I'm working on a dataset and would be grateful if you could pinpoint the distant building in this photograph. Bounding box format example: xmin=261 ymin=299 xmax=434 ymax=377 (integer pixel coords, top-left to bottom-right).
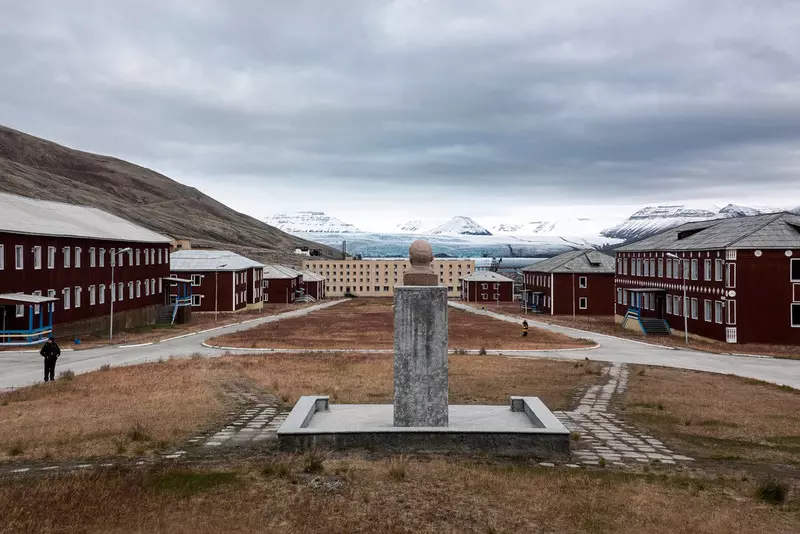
xmin=300 ymin=270 xmax=326 ymax=300
xmin=170 ymin=250 xmax=265 ymax=312
xmin=302 ymin=259 xmax=475 ymax=298
xmin=263 ymin=265 xmax=304 ymax=303
xmin=0 ymin=192 xmax=172 ymax=344
xmin=461 ymin=271 xmax=514 ymax=302
xmin=522 ymin=250 xmax=615 ymax=315
xmin=615 ymin=212 xmax=800 ymax=344
xmin=293 ymin=247 xmax=311 ymax=256
xmin=171 ymin=239 xmax=191 ymax=251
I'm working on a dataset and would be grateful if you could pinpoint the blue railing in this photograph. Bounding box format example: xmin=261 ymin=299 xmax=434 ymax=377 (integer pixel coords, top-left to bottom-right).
xmin=0 ymin=326 xmax=54 ymax=346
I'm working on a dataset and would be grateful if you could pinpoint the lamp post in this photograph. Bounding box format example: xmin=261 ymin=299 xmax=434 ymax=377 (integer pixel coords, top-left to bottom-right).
xmin=109 ymin=247 xmax=132 ymax=341
xmin=215 ymin=263 xmax=227 ymax=322
xmin=666 ymin=253 xmax=688 ymax=344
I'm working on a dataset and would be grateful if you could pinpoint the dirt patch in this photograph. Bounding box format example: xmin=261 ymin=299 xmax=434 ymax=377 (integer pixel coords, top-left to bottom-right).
xmin=623 ymin=365 xmax=800 ymax=467
xmin=1 ymin=459 xmax=797 ymax=533
xmin=209 ymin=298 xmax=591 ymax=351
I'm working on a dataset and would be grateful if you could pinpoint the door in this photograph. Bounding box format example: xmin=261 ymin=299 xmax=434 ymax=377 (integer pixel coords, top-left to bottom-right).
xmin=655 ymin=295 xmax=664 ymax=319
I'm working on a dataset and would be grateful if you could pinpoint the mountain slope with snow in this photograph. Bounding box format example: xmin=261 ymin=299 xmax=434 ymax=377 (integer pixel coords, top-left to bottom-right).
xmin=600 ymin=205 xmax=719 ymax=240
xmin=397 ymin=220 xmax=425 ymax=233
xmin=265 ymin=212 xmax=362 ymax=234
xmin=428 ymin=216 xmax=492 ymax=236
xmin=492 ymin=218 xmax=607 ymax=237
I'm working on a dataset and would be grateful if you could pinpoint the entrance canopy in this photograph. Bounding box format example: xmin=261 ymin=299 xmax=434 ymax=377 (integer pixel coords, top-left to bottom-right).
xmin=161 ymin=277 xmax=193 ymax=284
xmin=0 ymin=293 xmax=59 ymax=305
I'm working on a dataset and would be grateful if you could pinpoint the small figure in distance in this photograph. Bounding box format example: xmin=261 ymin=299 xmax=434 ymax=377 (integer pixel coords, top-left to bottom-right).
xmin=40 ymin=336 xmax=61 ymax=382
xmin=521 ymin=320 xmax=529 ymax=338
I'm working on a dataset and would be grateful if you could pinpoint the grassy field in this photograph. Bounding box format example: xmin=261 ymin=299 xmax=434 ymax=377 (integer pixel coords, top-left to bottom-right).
xmin=468 ymin=303 xmax=800 ymax=360
xmin=209 ymin=298 xmax=593 ymax=351
xmin=1 ymin=458 xmax=797 ymax=533
xmin=0 ymin=354 xmax=599 ymax=462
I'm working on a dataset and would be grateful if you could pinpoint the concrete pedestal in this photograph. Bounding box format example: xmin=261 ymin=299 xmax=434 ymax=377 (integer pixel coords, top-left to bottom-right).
xmin=393 ymin=286 xmax=449 ymax=427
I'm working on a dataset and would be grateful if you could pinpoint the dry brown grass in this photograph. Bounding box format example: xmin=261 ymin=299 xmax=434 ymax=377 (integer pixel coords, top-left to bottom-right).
xmin=1 ymin=458 xmax=797 ymax=533
xmin=624 ymin=365 xmax=800 ymax=465
xmin=209 ymin=298 xmax=591 ymax=351
xmin=0 ymin=354 xmax=596 ymax=462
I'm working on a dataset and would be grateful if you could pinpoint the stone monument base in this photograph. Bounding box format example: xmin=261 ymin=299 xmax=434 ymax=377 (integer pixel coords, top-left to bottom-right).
xmin=277 ymin=396 xmax=570 ymax=459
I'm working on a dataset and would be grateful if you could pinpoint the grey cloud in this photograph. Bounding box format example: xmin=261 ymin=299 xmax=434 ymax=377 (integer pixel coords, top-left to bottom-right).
xmin=1 ymin=0 xmax=799 ymax=211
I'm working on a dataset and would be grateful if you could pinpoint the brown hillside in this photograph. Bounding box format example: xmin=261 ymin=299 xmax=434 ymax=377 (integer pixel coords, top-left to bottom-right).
xmin=0 ymin=125 xmax=337 ymax=264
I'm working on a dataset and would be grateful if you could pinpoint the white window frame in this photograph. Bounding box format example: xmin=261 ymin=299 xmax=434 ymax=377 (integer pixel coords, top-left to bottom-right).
xmin=136 ymin=280 xmax=141 ymax=298
xmin=144 ymin=249 xmax=149 ymax=265
xmin=99 ymin=248 xmax=105 ymax=268
xmin=128 ymin=281 xmax=134 ymax=299
xmin=15 ymin=245 xmax=24 ymax=270
xmin=690 ymin=259 xmax=698 ymax=280
xmin=623 ymin=258 xmax=628 ymax=275
xmin=579 ymin=296 xmax=588 ymax=309
xmin=578 ymin=276 xmax=587 ymax=288
xmin=0 ymin=244 xmax=4 ymax=270
xmin=89 ymin=247 xmax=96 ymax=267
xmin=15 ymin=292 xmax=24 ymax=317
xmin=63 ymin=287 xmax=71 ymax=310
xmin=666 ymin=258 xmax=672 ymax=278
xmin=704 ymin=259 xmax=712 ymax=281
xmin=791 ymin=259 xmax=800 ymax=282
xmin=673 ymin=295 xmax=681 ymax=316
xmin=136 ymin=249 xmax=141 ymax=266
xmin=191 ymin=295 xmax=202 ymax=307
xmin=75 ymin=247 xmax=81 ymax=268
xmin=89 ymin=285 xmax=96 ymax=306
xmin=792 ymin=303 xmax=800 ymax=327
xmin=727 ymin=300 xmax=737 ymax=325
xmin=99 ymin=284 xmax=106 ymax=304
xmin=145 ymin=281 xmax=150 ymax=296
xmin=666 ymin=295 xmax=673 ymax=314
xmin=191 ymin=274 xmax=202 ymax=286
xmin=617 ymin=288 xmax=622 ymax=304
xmin=657 ymin=258 xmax=663 ymax=277
xmin=704 ymin=299 xmax=712 ymax=322
xmin=151 ymin=279 xmax=156 ymax=295
xmin=715 ymin=258 xmax=723 ymax=281
xmin=690 ymin=298 xmax=698 ymax=320
xmin=128 ymin=249 xmax=133 ymax=266
xmin=158 ymin=249 xmax=163 ymax=264
xmin=63 ymin=246 xmax=71 ymax=268
xmin=715 ymin=301 xmax=723 ymax=324
xmin=33 ymin=246 xmax=42 ymax=270
xmin=33 ymin=290 xmax=41 ymax=315
xmin=74 ymin=286 xmax=81 ymax=308
xmin=726 ymin=263 xmax=737 ymax=288
xmin=118 ymin=282 xmax=124 ymax=302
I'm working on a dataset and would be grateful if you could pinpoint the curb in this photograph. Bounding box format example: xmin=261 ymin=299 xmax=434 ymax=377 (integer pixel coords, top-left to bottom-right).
xmin=200 ymin=342 xmax=600 ymax=355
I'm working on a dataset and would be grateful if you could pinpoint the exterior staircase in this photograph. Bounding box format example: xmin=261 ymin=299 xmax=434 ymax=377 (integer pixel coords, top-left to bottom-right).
xmin=155 ymin=305 xmax=175 ymax=325
xmin=639 ymin=317 xmax=671 ymax=336
xmin=295 ymin=295 xmax=316 ymax=303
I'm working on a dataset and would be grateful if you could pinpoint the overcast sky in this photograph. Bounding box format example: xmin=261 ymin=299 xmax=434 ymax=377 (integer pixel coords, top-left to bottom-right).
xmin=1 ymin=1 xmax=799 ymax=231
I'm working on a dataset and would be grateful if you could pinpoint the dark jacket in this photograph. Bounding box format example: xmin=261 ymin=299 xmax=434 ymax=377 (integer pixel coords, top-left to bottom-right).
xmin=40 ymin=342 xmax=61 ymax=359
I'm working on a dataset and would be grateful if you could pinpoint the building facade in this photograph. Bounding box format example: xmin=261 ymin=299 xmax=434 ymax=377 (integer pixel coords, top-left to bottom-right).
xmin=615 ymin=213 xmax=800 ymax=344
xmin=0 ymin=193 xmax=172 ymax=342
xmin=170 ymin=250 xmax=265 ymax=312
xmin=302 ymin=259 xmax=475 ymax=298
xmin=522 ymin=250 xmax=615 ymax=316
xmin=263 ymin=265 xmax=304 ymax=304
xmin=461 ymin=271 xmax=514 ymax=302
xmin=300 ymin=270 xmax=326 ymax=300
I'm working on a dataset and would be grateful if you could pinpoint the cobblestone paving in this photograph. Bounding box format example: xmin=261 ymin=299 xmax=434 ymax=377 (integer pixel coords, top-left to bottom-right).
xmin=553 ymin=362 xmax=693 ymax=467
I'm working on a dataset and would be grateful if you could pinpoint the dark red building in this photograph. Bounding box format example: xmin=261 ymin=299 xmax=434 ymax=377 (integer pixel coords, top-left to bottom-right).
xmin=169 ymin=250 xmax=265 ymax=312
xmin=263 ymin=265 xmax=303 ymax=303
xmin=615 ymin=212 xmax=800 ymax=344
xmin=522 ymin=250 xmax=615 ymax=316
xmin=460 ymin=271 xmax=514 ymax=302
xmin=0 ymin=192 xmax=172 ymax=344
xmin=300 ymin=270 xmax=326 ymax=300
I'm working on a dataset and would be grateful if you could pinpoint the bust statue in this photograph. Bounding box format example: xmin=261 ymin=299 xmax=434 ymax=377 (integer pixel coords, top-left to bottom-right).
xmin=403 ymin=240 xmax=438 ymax=286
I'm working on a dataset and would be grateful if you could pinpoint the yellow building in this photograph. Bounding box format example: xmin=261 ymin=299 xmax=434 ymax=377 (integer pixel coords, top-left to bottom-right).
xmin=302 ymin=259 xmax=476 ymax=298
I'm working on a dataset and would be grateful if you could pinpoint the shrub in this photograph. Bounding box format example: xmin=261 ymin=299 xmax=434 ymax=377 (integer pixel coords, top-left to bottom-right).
xmin=755 ymin=478 xmax=788 ymax=505
xmin=263 ymin=458 xmax=292 ymax=478
xmin=598 ymin=457 xmax=606 ymax=468
xmin=8 ymin=442 xmax=24 ymax=456
xmin=148 ymin=470 xmax=237 ymax=497
xmin=58 ymin=369 xmax=75 ymax=381
xmin=388 ymin=456 xmax=407 ymax=481
xmin=127 ymin=422 xmax=150 ymax=443
xmin=570 ymin=432 xmax=581 ymax=441
xmin=637 ymin=369 xmax=646 ymax=376
xmin=303 ymin=450 xmax=325 ymax=474
xmin=99 ymin=364 xmax=111 ymax=372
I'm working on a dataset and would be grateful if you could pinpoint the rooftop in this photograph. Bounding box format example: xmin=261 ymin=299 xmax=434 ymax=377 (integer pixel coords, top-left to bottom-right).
xmin=462 ymin=271 xmax=513 ymax=282
xmin=300 ymin=270 xmax=326 ymax=282
xmin=263 ymin=264 xmax=303 ymax=279
xmin=617 ymin=212 xmax=800 ymax=252
xmin=170 ymin=250 xmax=265 ymax=272
xmin=0 ymin=192 xmax=171 ymax=243
xmin=522 ymin=250 xmax=615 ymax=274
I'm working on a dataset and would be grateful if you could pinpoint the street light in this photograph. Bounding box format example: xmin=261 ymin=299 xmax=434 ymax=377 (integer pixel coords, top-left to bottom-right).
xmin=215 ymin=263 xmax=227 ymax=322
xmin=666 ymin=253 xmax=688 ymax=344
xmin=109 ymin=247 xmax=132 ymax=341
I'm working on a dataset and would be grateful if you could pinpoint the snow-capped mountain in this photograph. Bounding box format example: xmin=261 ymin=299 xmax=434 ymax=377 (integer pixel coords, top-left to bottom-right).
xmin=397 ymin=220 xmax=425 ymax=233
xmin=265 ymin=212 xmax=362 ymax=234
xmin=600 ymin=205 xmax=718 ymax=240
xmin=718 ymin=204 xmax=778 ymax=217
xmin=427 ymin=216 xmax=492 ymax=236
xmin=492 ymin=218 xmax=606 ymax=237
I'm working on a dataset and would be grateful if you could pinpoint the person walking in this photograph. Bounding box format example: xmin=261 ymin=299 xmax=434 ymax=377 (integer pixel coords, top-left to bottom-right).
xmin=40 ymin=337 xmax=61 ymax=382
xmin=521 ymin=320 xmax=529 ymax=338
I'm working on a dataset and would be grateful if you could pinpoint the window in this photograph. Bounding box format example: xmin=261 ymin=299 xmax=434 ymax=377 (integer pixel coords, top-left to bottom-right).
xmin=623 ymin=290 xmax=628 ymax=305
xmin=99 ymin=248 xmax=106 ymax=267
xmin=75 ymin=286 xmax=81 ymax=308
xmin=191 ymin=274 xmax=202 ymax=286
xmin=715 ymin=301 xmax=723 ymax=324
xmin=666 ymin=258 xmax=672 ymax=278
xmin=63 ymin=287 xmax=71 ymax=310
xmin=481 ymin=283 xmax=488 ymax=290
xmin=144 ymin=249 xmax=149 ymax=265
xmin=684 ymin=297 xmax=690 ymax=317
xmin=191 ymin=295 xmax=202 ymax=306
xmin=617 ymin=259 xmax=622 ymax=275
xmin=15 ymin=245 xmax=24 ymax=269
xmin=691 ymin=298 xmax=698 ymax=320
xmin=158 ymin=278 xmax=163 ymax=294
xmin=136 ymin=249 xmax=141 ymax=266
xmin=691 ymin=259 xmax=698 ymax=280
xmin=579 ymin=276 xmax=587 ymax=288
xmin=90 ymin=248 xmax=96 ymax=267
xmin=0 ymin=244 xmax=4 ymax=270
xmin=47 ymin=289 xmax=55 ymax=312
xmin=118 ymin=282 xmax=124 ymax=301
xmin=726 ymin=263 xmax=737 ymax=288
xmin=704 ymin=259 xmax=712 ymax=281
xmin=666 ymin=295 xmax=673 ymax=314
xmin=727 ymin=300 xmax=737 ymax=325
xmin=75 ymin=247 xmax=81 ymax=268
xmin=791 ymin=259 xmax=800 ymax=282
xmin=493 ymin=293 xmax=499 ymax=300
xmin=650 ymin=258 xmax=655 ymax=277
xmin=623 ymin=258 xmax=628 ymax=275
xmin=99 ymin=284 xmax=106 ymax=304
xmin=136 ymin=281 xmax=141 ymax=298
xmin=715 ymin=258 xmax=723 ymax=281
xmin=128 ymin=249 xmax=133 ymax=265
xmin=673 ymin=296 xmax=681 ymax=316
xmin=63 ymin=247 xmax=70 ymax=268
xmin=49 ymin=247 xmax=57 ymax=269
xmin=481 ymin=293 xmax=488 ymax=300
xmin=643 ymin=260 xmax=649 ymax=277
xmin=145 ymin=281 xmax=150 ymax=296
xmin=158 ymin=249 xmax=163 ymax=264
xmin=617 ymin=288 xmax=622 ymax=304
xmin=726 ymin=249 xmax=737 ymax=260
xmin=90 ymin=286 xmax=96 ymax=305
xmin=704 ymin=300 xmax=712 ymax=322
xmin=579 ymin=297 xmax=588 ymax=309
xmin=128 ymin=281 xmax=134 ymax=299
xmin=792 ymin=304 xmax=800 ymax=327
xmin=151 ymin=279 xmax=156 ymax=294
xmin=15 ymin=294 xmax=24 ymax=317
xmin=658 ymin=258 xmax=664 ymax=277
xmin=33 ymin=290 xmax=41 ymax=315
xmin=33 ymin=246 xmax=42 ymax=269
xmin=111 ymin=284 xmax=116 ymax=303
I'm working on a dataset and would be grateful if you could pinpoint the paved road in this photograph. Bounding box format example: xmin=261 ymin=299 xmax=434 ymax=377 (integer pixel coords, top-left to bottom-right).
xmin=449 ymin=301 xmax=800 ymax=390
xmin=0 ymin=300 xmax=344 ymax=390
